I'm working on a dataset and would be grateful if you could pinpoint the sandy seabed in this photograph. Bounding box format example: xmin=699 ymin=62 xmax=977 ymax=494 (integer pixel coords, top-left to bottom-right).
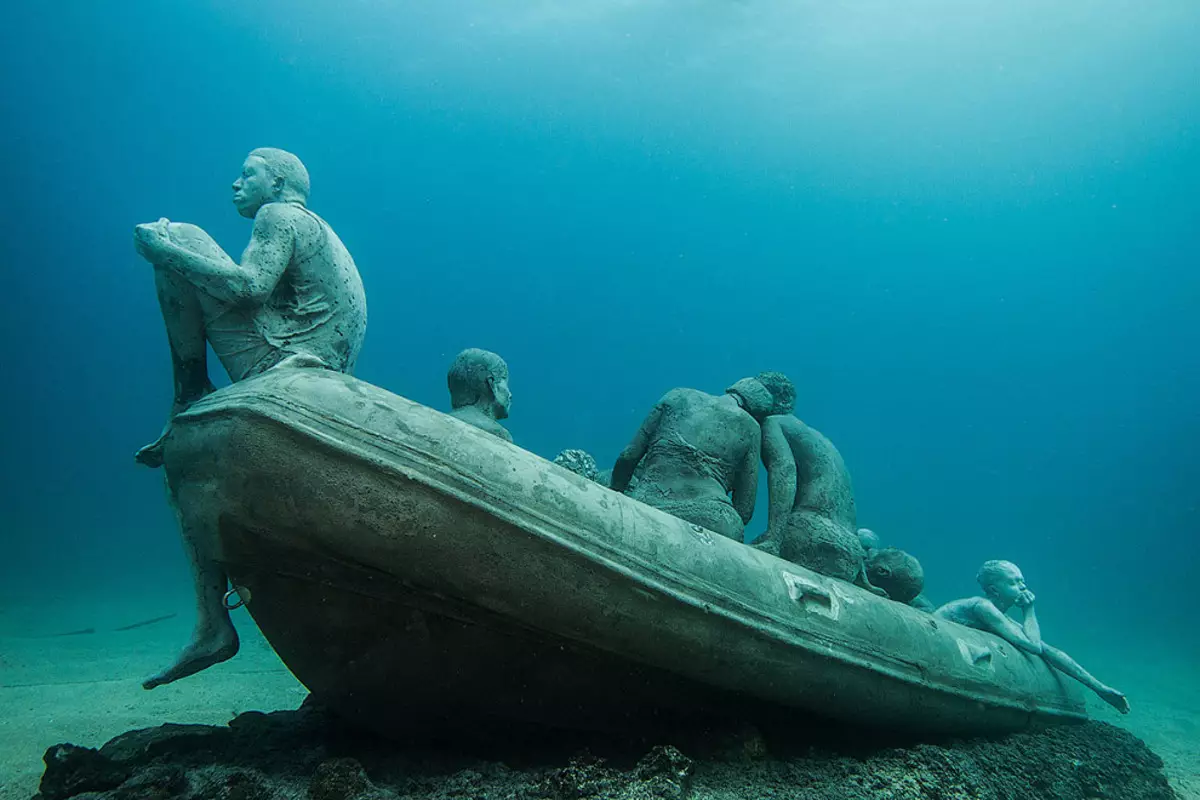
xmin=0 ymin=589 xmax=1196 ymax=800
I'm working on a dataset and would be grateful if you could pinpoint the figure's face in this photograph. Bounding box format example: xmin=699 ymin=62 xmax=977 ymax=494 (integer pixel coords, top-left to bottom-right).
xmin=232 ymin=156 xmax=277 ymax=218
xmin=490 ymin=374 xmax=512 ymax=419
xmin=985 ymin=565 xmax=1027 ymax=609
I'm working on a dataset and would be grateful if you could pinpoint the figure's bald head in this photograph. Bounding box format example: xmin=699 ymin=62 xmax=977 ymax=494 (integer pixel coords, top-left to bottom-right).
xmin=248 ymin=148 xmax=310 ymax=203
xmin=865 ymin=548 xmax=924 ymax=604
xmin=232 ymin=147 xmax=311 ymax=217
xmin=448 ymin=348 xmax=512 ymax=418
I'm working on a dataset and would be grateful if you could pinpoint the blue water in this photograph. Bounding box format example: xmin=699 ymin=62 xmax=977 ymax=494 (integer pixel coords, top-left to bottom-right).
xmin=1 ymin=1 xmax=1197 ymax=652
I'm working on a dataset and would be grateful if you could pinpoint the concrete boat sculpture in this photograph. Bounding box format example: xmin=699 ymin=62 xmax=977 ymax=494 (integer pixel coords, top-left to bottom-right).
xmin=163 ymin=368 xmax=1086 ymax=737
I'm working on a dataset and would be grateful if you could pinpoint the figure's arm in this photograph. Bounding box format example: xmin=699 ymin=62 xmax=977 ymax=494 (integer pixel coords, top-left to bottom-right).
xmin=145 ymin=205 xmax=295 ymax=305
xmin=731 ymin=423 xmax=760 ymax=526
xmin=760 ymin=417 xmax=796 ymax=537
xmin=974 ymin=600 xmax=1044 ymax=655
xmin=1017 ymin=591 xmax=1042 ymax=648
xmin=610 ymin=394 xmax=669 ymax=493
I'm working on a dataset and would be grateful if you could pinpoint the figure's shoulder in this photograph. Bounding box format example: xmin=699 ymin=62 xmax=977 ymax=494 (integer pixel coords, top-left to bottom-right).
xmin=790 ymin=418 xmax=833 ymax=447
xmin=934 ymin=596 xmax=987 ymax=624
xmin=657 ymin=387 xmax=699 ymax=407
xmin=766 ymin=414 xmax=798 ymax=434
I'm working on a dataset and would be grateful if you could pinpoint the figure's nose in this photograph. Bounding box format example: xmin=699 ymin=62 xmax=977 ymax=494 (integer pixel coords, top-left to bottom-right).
xmin=232 ymin=179 xmax=242 ymax=191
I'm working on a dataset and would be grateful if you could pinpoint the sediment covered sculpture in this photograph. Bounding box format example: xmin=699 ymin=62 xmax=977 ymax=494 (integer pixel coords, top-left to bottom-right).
xmin=754 ymin=397 xmax=881 ymax=594
xmin=447 ymin=349 xmax=513 ymax=442
xmin=132 ymin=148 xmax=367 ymax=689
xmin=857 ymin=527 xmax=881 ymax=553
xmin=936 ymin=560 xmax=1129 ymax=713
xmin=865 ymin=547 xmax=925 ymax=604
xmin=610 ymin=374 xmax=791 ymax=541
xmin=860 ymin=527 xmax=933 ymax=609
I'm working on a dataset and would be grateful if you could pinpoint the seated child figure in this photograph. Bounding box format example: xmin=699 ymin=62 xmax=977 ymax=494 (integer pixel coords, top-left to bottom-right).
xmin=936 ymin=560 xmax=1129 ymax=713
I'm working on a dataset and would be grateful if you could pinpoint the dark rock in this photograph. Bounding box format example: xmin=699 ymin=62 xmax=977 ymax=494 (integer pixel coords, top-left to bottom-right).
xmin=38 ymin=744 xmax=130 ymax=800
xmin=100 ymin=724 xmax=230 ymax=766
xmin=107 ymin=765 xmax=187 ymax=800
xmin=632 ymin=746 xmax=692 ymax=797
xmin=34 ymin=706 xmax=1177 ymax=800
xmin=193 ymin=768 xmax=277 ymax=800
xmin=533 ymin=747 xmax=690 ymax=800
xmin=308 ymin=758 xmax=390 ymax=800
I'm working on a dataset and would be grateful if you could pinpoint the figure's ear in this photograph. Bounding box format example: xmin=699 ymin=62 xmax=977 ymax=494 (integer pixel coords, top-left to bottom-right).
xmin=485 ymin=375 xmax=497 ymax=400
xmin=272 ymin=175 xmax=286 ymax=195
xmin=876 ymin=566 xmax=892 ymax=578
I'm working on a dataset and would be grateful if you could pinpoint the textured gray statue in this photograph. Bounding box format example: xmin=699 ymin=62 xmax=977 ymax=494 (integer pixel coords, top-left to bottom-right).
xmin=447 ymin=349 xmax=512 ymax=442
xmin=865 ymin=547 xmax=925 ymax=604
xmin=755 ymin=405 xmax=880 ymax=593
xmin=132 ymin=148 xmax=367 ymax=689
xmin=857 ymin=527 xmax=881 ymax=554
xmin=134 ymin=148 xmax=367 ymax=467
xmin=860 ymin=527 xmax=933 ymax=609
xmin=936 ymin=560 xmax=1129 ymax=713
xmin=910 ymin=594 xmax=935 ymax=612
xmin=595 ymin=465 xmax=637 ymax=491
xmin=553 ymin=449 xmax=599 ymax=481
xmin=611 ymin=373 xmax=791 ymax=541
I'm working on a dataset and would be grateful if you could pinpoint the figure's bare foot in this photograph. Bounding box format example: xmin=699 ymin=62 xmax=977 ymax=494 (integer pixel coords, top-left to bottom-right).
xmin=135 ymin=387 xmax=215 ymax=469
xmin=1099 ymin=686 xmax=1130 ymax=714
xmin=134 ymin=429 xmax=169 ymax=468
xmin=142 ymin=624 xmax=239 ymax=690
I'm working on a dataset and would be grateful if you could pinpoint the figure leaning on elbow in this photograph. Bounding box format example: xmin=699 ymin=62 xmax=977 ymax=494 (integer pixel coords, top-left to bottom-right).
xmin=132 ymin=148 xmax=367 ymax=689
xmin=936 ymin=560 xmax=1129 ymax=714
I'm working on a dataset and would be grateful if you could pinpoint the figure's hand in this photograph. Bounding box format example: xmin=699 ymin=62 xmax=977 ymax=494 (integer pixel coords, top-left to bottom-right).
xmin=134 ymin=218 xmax=172 ymax=262
xmin=1016 ymin=589 xmax=1035 ymax=608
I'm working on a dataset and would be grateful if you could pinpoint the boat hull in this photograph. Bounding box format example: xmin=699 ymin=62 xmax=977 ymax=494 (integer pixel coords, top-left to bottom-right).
xmin=164 ymin=368 xmax=1086 ymax=736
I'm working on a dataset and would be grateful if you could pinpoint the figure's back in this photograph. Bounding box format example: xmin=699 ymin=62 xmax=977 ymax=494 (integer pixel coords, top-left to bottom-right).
xmin=638 ymin=388 xmax=751 ymax=497
xmin=260 ymin=205 xmax=368 ymax=374
xmin=779 ymin=416 xmax=855 ymax=527
xmin=934 ymin=598 xmax=983 ymax=628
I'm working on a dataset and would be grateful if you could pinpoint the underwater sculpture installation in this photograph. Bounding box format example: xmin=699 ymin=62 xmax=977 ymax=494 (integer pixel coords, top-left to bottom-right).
xmin=610 ymin=374 xmax=788 ymax=541
xmin=936 ymin=560 xmax=1130 ymax=713
xmin=154 ymin=367 xmax=1092 ymax=734
xmin=754 ymin=391 xmax=882 ymax=594
xmin=132 ymin=147 xmax=367 ymax=689
xmin=447 ymin=348 xmax=513 ymax=442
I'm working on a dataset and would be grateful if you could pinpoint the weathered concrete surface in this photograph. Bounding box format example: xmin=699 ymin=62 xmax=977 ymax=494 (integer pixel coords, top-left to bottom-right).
xmin=35 ymin=701 xmax=1175 ymax=800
